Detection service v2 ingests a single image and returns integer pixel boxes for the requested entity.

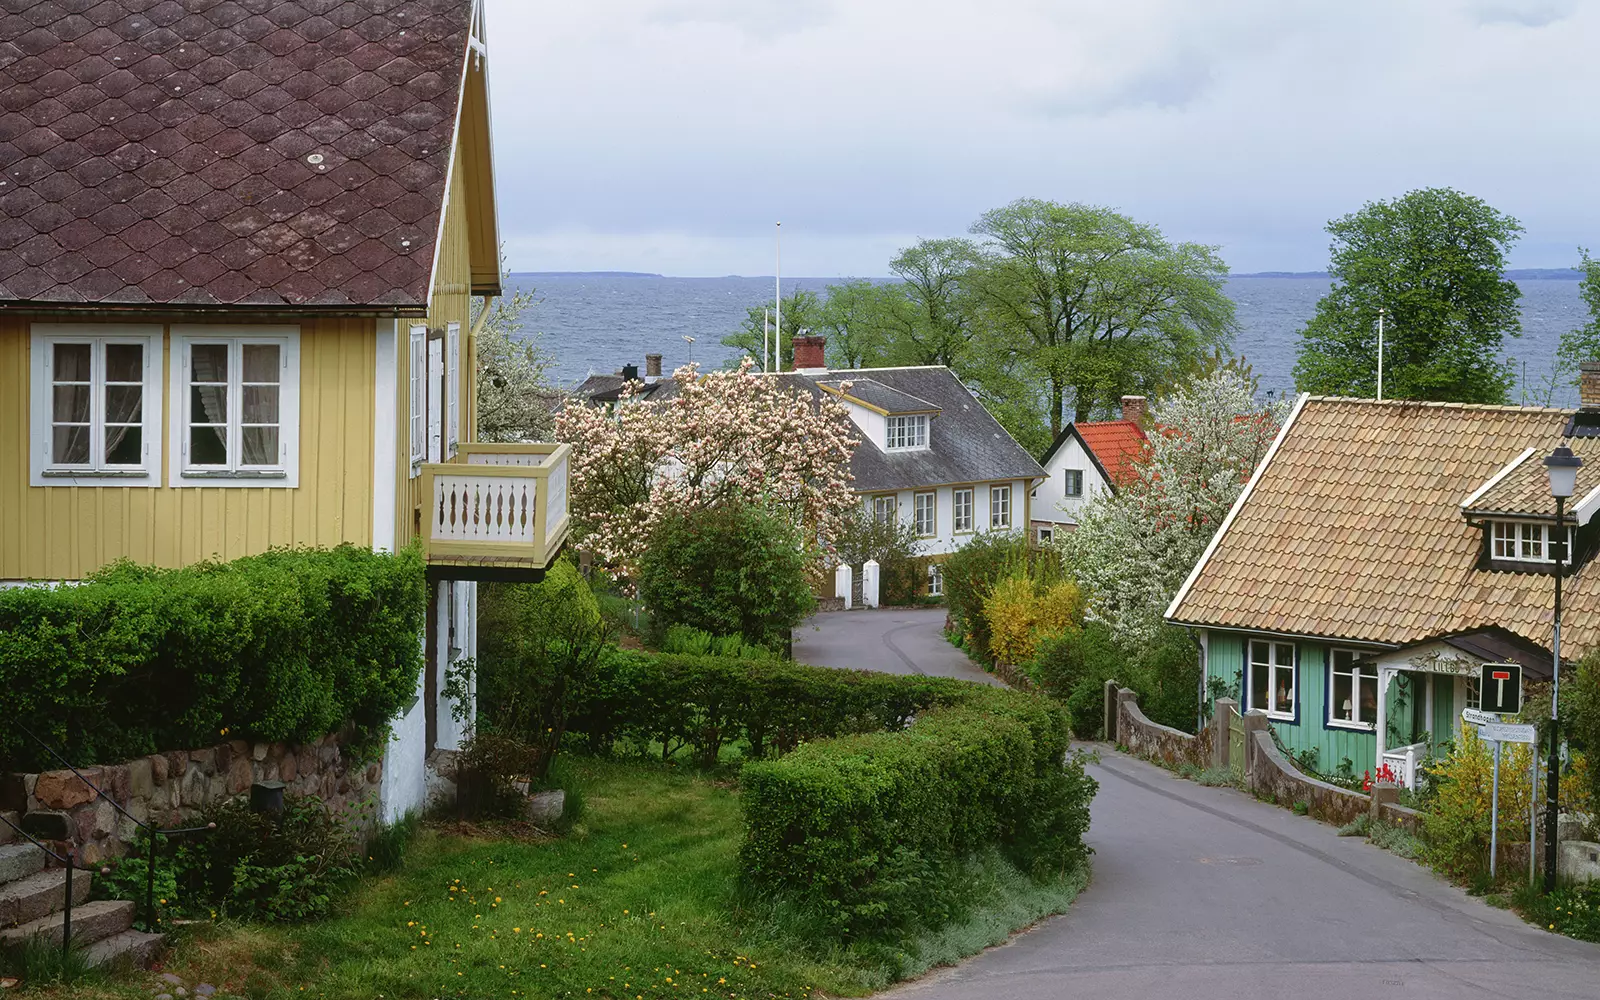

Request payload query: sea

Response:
[506,273,1591,408]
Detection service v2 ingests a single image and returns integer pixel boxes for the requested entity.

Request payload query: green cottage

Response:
[1165,386,1600,788]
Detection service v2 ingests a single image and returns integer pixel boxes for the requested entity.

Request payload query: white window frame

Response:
[872,494,898,524]
[928,562,944,597]
[409,323,426,477]
[952,487,975,533]
[1249,639,1296,721]
[1064,468,1084,497]
[913,491,936,537]
[1037,526,1054,544]
[990,484,1012,528]
[446,320,461,458]
[30,324,163,487]
[1490,520,1572,564]
[884,413,929,451]
[1327,648,1377,731]
[168,325,299,487]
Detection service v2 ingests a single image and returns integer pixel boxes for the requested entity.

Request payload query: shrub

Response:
[831,507,927,605]
[1567,651,1600,825]
[1027,621,1124,738]
[659,625,780,661]
[983,576,1083,666]
[941,531,1029,662]
[1422,727,1535,879]
[739,691,1095,940]
[640,502,816,649]
[1126,626,1201,732]
[0,546,425,771]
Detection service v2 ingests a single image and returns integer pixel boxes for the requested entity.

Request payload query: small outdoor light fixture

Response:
[1545,445,1583,498]
[250,780,286,816]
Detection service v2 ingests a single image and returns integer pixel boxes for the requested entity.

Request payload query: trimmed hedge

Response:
[568,647,979,765]
[0,546,426,771]
[739,688,1095,939]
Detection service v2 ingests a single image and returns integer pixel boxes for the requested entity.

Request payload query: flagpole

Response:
[763,309,770,372]
[774,221,782,371]
[1377,307,1386,401]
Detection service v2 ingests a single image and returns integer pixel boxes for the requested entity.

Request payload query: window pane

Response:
[104,343,142,382]
[105,426,141,465]
[105,384,142,423]
[52,384,90,421]
[1358,674,1378,724]
[190,344,228,382]
[1274,665,1293,714]
[190,425,227,465]
[1250,646,1269,710]
[243,385,279,423]
[53,343,91,381]
[1332,671,1353,721]
[52,425,89,464]
[242,343,280,383]
[242,426,279,465]
[191,384,228,425]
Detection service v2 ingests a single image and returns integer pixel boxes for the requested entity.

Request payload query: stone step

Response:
[0,867,93,929]
[0,843,47,886]
[0,898,134,949]
[0,811,19,846]
[83,929,165,970]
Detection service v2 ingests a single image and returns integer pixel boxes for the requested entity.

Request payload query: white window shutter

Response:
[447,321,460,456]
[409,324,426,474]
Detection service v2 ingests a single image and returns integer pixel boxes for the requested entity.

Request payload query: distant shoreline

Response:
[511,268,1583,281]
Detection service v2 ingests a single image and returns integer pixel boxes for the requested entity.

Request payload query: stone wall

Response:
[0,735,381,864]
[1115,687,1210,769]
[1247,730,1369,828]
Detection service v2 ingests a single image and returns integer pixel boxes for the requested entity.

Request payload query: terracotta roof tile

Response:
[1075,419,1148,485]
[1169,397,1600,655]
[0,0,474,309]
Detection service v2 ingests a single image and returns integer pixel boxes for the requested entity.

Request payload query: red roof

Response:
[1075,420,1148,486]
[0,0,476,310]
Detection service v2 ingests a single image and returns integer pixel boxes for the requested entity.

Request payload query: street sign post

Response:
[1479,722,1538,744]
[1479,662,1523,715]
[1462,707,1499,727]
[1477,714,1537,879]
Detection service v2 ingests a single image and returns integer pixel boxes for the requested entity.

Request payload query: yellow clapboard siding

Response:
[0,316,376,580]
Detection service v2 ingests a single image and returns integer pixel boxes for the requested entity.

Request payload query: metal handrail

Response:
[16,725,214,933]
[0,811,105,965]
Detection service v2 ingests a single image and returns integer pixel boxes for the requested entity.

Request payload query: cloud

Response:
[1471,2,1576,27]
[646,0,834,35]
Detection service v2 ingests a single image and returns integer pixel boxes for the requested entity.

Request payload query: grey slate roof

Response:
[816,378,939,415]
[574,365,1044,494]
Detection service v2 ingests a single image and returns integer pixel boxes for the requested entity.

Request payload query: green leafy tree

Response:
[1556,250,1600,388]
[1293,188,1524,403]
[965,199,1235,434]
[721,289,823,371]
[813,279,907,369]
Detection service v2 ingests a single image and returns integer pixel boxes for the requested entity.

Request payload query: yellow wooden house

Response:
[0,0,566,820]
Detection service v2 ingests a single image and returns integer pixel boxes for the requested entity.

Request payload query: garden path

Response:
[791,608,1002,686]
[887,747,1600,1000]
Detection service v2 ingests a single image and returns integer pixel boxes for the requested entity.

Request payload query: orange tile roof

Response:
[1075,420,1148,486]
[1168,397,1600,655]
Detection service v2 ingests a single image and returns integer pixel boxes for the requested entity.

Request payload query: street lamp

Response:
[1542,445,1582,891]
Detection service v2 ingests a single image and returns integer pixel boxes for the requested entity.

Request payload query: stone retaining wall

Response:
[1247,730,1368,827]
[0,735,380,864]
[1115,687,1210,769]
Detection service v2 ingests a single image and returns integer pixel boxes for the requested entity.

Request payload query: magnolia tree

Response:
[1065,368,1288,645]
[555,360,859,575]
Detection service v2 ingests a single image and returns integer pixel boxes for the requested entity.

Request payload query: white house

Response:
[1032,397,1150,542]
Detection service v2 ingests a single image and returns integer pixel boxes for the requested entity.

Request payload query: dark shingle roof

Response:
[817,378,939,415]
[0,0,476,309]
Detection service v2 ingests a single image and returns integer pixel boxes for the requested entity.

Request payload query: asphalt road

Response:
[888,749,1600,1000]
[791,608,1002,686]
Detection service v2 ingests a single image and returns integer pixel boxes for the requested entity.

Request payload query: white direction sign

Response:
[1462,708,1499,726]
[1479,722,1537,744]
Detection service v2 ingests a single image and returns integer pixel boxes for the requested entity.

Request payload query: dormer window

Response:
[1489,520,1572,564]
[886,414,929,451]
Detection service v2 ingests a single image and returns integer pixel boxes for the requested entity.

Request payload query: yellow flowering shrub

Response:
[1422,727,1535,878]
[982,575,1082,665]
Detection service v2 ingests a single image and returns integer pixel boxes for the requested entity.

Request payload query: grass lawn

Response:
[15,756,1087,999]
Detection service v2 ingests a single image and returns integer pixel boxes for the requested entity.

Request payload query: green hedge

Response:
[0,546,426,771]
[567,647,980,765]
[739,688,1095,938]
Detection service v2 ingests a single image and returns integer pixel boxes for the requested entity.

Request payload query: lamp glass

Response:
[1548,464,1579,498]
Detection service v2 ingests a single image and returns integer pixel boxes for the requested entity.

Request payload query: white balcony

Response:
[419,442,570,578]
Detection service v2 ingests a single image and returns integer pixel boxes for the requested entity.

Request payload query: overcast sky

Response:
[483,0,1598,277]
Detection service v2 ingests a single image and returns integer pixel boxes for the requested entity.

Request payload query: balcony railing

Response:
[419,442,570,576]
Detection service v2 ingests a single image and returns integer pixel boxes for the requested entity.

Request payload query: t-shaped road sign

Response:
[1479,662,1522,716]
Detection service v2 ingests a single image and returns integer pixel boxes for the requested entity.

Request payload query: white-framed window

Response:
[446,321,461,458]
[1037,526,1054,544]
[169,326,299,486]
[1490,520,1572,564]
[928,562,944,597]
[872,494,898,524]
[914,491,936,537]
[1328,648,1377,730]
[952,487,974,532]
[1064,469,1084,497]
[29,324,163,487]
[1249,639,1296,720]
[885,414,929,451]
[409,323,426,476]
[990,484,1012,528]
[1465,676,1481,711]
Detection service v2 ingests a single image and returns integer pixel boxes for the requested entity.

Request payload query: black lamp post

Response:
[1543,445,1582,892]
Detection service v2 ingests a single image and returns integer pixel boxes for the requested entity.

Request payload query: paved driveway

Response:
[888,748,1600,1000]
[791,608,1002,685]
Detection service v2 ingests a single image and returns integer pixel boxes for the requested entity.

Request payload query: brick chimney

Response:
[792,335,827,373]
[1120,395,1147,425]
[1581,362,1600,409]
[645,353,662,378]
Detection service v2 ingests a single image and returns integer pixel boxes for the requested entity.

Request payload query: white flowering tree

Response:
[1065,368,1288,645]
[555,359,859,575]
